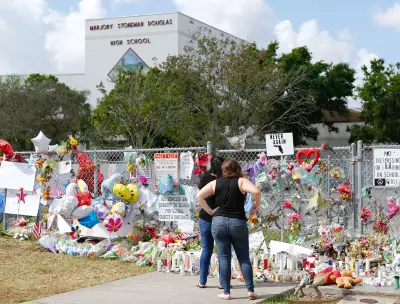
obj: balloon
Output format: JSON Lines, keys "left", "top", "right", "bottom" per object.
{"left": 113, "top": 183, "right": 131, "bottom": 201}
{"left": 78, "top": 211, "right": 100, "bottom": 229}
{"left": 94, "top": 204, "right": 109, "bottom": 222}
{"left": 0, "top": 139, "right": 14, "bottom": 160}
{"left": 31, "top": 131, "right": 51, "bottom": 153}
{"left": 71, "top": 205, "right": 93, "bottom": 219}
{"left": 104, "top": 214, "right": 123, "bottom": 232}
{"left": 66, "top": 183, "right": 80, "bottom": 197}
{"left": 59, "top": 196, "right": 79, "bottom": 217}
{"left": 126, "top": 184, "right": 139, "bottom": 204}
{"left": 48, "top": 144, "right": 59, "bottom": 153}
{"left": 159, "top": 175, "right": 174, "bottom": 195}
{"left": 101, "top": 173, "right": 122, "bottom": 199}
{"left": 110, "top": 202, "right": 126, "bottom": 217}
{"left": 77, "top": 180, "right": 89, "bottom": 193}
{"left": 76, "top": 192, "right": 92, "bottom": 207}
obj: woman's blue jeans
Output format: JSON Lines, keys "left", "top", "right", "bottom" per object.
{"left": 211, "top": 216, "right": 254, "bottom": 295}
{"left": 199, "top": 218, "right": 220, "bottom": 286}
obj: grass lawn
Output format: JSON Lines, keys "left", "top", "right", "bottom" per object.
{"left": 0, "top": 236, "right": 152, "bottom": 304}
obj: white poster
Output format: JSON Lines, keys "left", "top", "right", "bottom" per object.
{"left": 5, "top": 189, "right": 41, "bottom": 217}
{"left": 158, "top": 195, "right": 190, "bottom": 221}
{"left": 58, "top": 161, "right": 72, "bottom": 175}
{"left": 0, "top": 161, "right": 36, "bottom": 191}
{"left": 179, "top": 152, "right": 194, "bottom": 180}
{"left": 129, "top": 164, "right": 152, "bottom": 179}
{"left": 265, "top": 133, "right": 294, "bottom": 157}
{"left": 249, "top": 231, "right": 268, "bottom": 252}
{"left": 154, "top": 153, "right": 179, "bottom": 188}
{"left": 373, "top": 148, "right": 400, "bottom": 187}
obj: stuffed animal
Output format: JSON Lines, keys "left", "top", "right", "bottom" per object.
{"left": 336, "top": 270, "right": 362, "bottom": 289}
{"left": 101, "top": 173, "right": 122, "bottom": 199}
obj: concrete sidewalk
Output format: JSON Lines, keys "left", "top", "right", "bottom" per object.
{"left": 24, "top": 272, "right": 295, "bottom": 304}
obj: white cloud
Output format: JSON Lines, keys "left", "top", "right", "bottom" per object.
{"left": 172, "top": 0, "right": 275, "bottom": 45}
{"left": 374, "top": 1, "right": 400, "bottom": 29}
{"left": 44, "top": 0, "right": 106, "bottom": 72}
{"left": 0, "top": 0, "right": 105, "bottom": 75}
{"left": 274, "top": 19, "right": 354, "bottom": 63}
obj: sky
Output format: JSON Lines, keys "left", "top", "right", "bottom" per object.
{"left": 1, "top": 0, "right": 400, "bottom": 108}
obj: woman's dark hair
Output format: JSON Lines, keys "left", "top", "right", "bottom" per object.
{"left": 209, "top": 155, "right": 224, "bottom": 178}
{"left": 222, "top": 159, "right": 243, "bottom": 178}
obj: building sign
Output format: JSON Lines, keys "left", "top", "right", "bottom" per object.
{"left": 110, "top": 38, "right": 151, "bottom": 46}
{"left": 108, "top": 48, "right": 150, "bottom": 82}
{"left": 154, "top": 153, "right": 179, "bottom": 188}
{"left": 118, "top": 22, "right": 144, "bottom": 28}
{"left": 90, "top": 19, "right": 172, "bottom": 31}
{"left": 373, "top": 149, "right": 400, "bottom": 187}
{"left": 90, "top": 24, "right": 113, "bottom": 31}
{"left": 265, "top": 133, "right": 294, "bottom": 156}
{"left": 148, "top": 19, "right": 173, "bottom": 26}
{"left": 158, "top": 195, "right": 190, "bottom": 221}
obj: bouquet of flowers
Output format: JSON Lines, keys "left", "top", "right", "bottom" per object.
{"left": 288, "top": 213, "right": 302, "bottom": 236}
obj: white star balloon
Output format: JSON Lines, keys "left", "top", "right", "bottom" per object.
{"left": 31, "top": 131, "right": 51, "bottom": 153}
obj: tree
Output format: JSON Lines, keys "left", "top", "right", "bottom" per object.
{"left": 0, "top": 74, "right": 92, "bottom": 150}
{"left": 348, "top": 59, "right": 400, "bottom": 144}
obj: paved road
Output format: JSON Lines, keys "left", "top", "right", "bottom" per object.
{"left": 24, "top": 272, "right": 295, "bottom": 304}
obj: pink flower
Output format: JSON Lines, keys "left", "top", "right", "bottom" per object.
{"left": 258, "top": 152, "right": 268, "bottom": 166}
{"left": 287, "top": 213, "right": 302, "bottom": 224}
{"left": 105, "top": 215, "right": 123, "bottom": 232}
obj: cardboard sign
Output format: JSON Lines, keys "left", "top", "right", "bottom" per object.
{"left": 265, "top": 133, "right": 294, "bottom": 157}
{"left": 179, "top": 152, "right": 194, "bottom": 180}
{"left": 158, "top": 195, "right": 190, "bottom": 221}
{"left": 249, "top": 231, "right": 268, "bottom": 252}
{"left": 5, "top": 189, "right": 41, "bottom": 217}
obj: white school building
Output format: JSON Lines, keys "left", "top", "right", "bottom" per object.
{"left": 54, "top": 12, "right": 245, "bottom": 106}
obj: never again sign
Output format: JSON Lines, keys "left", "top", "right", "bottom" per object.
{"left": 265, "top": 133, "right": 294, "bottom": 157}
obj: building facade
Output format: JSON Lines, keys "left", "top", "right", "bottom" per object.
{"left": 55, "top": 12, "right": 244, "bottom": 106}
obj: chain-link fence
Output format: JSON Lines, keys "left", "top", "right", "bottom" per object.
{"left": 2, "top": 143, "right": 399, "bottom": 241}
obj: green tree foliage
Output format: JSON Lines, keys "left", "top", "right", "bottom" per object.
{"left": 348, "top": 59, "right": 400, "bottom": 144}
{"left": 93, "top": 29, "right": 356, "bottom": 148}
{"left": 0, "top": 74, "right": 92, "bottom": 150}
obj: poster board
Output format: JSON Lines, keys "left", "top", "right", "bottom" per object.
{"left": 249, "top": 231, "right": 268, "bottom": 252}
{"left": 179, "top": 152, "right": 194, "bottom": 180}
{"left": 5, "top": 189, "right": 41, "bottom": 217}
{"left": 0, "top": 161, "right": 36, "bottom": 191}
{"left": 373, "top": 148, "right": 400, "bottom": 187}
{"left": 154, "top": 153, "right": 179, "bottom": 188}
{"left": 265, "top": 133, "right": 294, "bottom": 157}
{"left": 158, "top": 195, "right": 190, "bottom": 221}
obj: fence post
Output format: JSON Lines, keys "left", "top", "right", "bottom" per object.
{"left": 207, "top": 141, "right": 213, "bottom": 155}
{"left": 357, "top": 140, "right": 364, "bottom": 235}
{"left": 93, "top": 150, "right": 98, "bottom": 198}
{"left": 327, "top": 155, "right": 332, "bottom": 224}
{"left": 351, "top": 143, "right": 357, "bottom": 236}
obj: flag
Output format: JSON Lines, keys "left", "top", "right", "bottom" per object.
{"left": 33, "top": 221, "right": 42, "bottom": 239}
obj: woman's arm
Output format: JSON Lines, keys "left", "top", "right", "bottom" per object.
{"left": 196, "top": 180, "right": 217, "bottom": 216}
{"left": 240, "top": 178, "right": 261, "bottom": 212}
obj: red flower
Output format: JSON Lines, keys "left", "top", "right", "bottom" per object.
{"left": 283, "top": 201, "right": 292, "bottom": 209}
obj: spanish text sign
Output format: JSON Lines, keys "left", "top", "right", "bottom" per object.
{"left": 265, "top": 133, "right": 294, "bottom": 156}
{"left": 373, "top": 148, "right": 400, "bottom": 187}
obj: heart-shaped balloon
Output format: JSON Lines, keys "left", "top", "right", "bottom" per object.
{"left": 296, "top": 149, "right": 320, "bottom": 172}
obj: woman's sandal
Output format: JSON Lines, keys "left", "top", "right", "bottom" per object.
{"left": 248, "top": 293, "right": 258, "bottom": 300}
{"left": 196, "top": 283, "right": 206, "bottom": 288}
{"left": 217, "top": 294, "right": 231, "bottom": 300}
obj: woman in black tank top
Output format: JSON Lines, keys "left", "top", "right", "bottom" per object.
{"left": 196, "top": 160, "right": 261, "bottom": 300}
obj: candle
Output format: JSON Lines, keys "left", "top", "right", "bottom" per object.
{"left": 211, "top": 254, "right": 216, "bottom": 267}
{"left": 253, "top": 254, "right": 259, "bottom": 269}
{"left": 378, "top": 267, "right": 382, "bottom": 283}
{"left": 263, "top": 257, "right": 268, "bottom": 270}
{"left": 171, "top": 257, "right": 176, "bottom": 271}
{"left": 395, "top": 276, "right": 399, "bottom": 289}
{"left": 365, "top": 258, "right": 370, "bottom": 272}
{"left": 279, "top": 256, "right": 285, "bottom": 273}
{"left": 288, "top": 258, "right": 294, "bottom": 271}
{"left": 350, "top": 258, "right": 355, "bottom": 272}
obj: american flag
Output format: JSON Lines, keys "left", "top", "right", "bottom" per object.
{"left": 33, "top": 221, "right": 42, "bottom": 239}
{"left": 175, "top": 232, "right": 198, "bottom": 240}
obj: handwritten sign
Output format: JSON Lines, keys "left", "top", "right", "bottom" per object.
{"left": 179, "top": 152, "right": 194, "bottom": 180}
{"left": 154, "top": 153, "right": 178, "bottom": 188}
{"left": 265, "top": 133, "right": 294, "bottom": 157}
{"left": 158, "top": 195, "right": 190, "bottom": 221}
{"left": 0, "top": 161, "right": 36, "bottom": 191}
{"left": 249, "top": 231, "right": 268, "bottom": 252}
{"left": 5, "top": 189, "right": 41, "bottom": 217}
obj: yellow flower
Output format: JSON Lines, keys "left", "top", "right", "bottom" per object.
{"left": 70, "top": 137, "right": 78, "bottom": 147}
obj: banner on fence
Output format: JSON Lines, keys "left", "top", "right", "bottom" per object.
{"left": 158, "top": 195, "right": 190, "bottom": 221}
{"left": 0, "top": 161, "right": 36, "bottom": 191}
{"left": 373, "top": 148, "right": 400, "bottom": 187}
{"left": 265, "top": 133, "right": 294, "bottom": 157}
{"left": 154, "top": 153, "right": 179, "bottom": 188}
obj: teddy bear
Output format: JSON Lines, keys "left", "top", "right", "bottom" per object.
{"left": 336, "top": 270, "right": 363, "bottom": 289}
